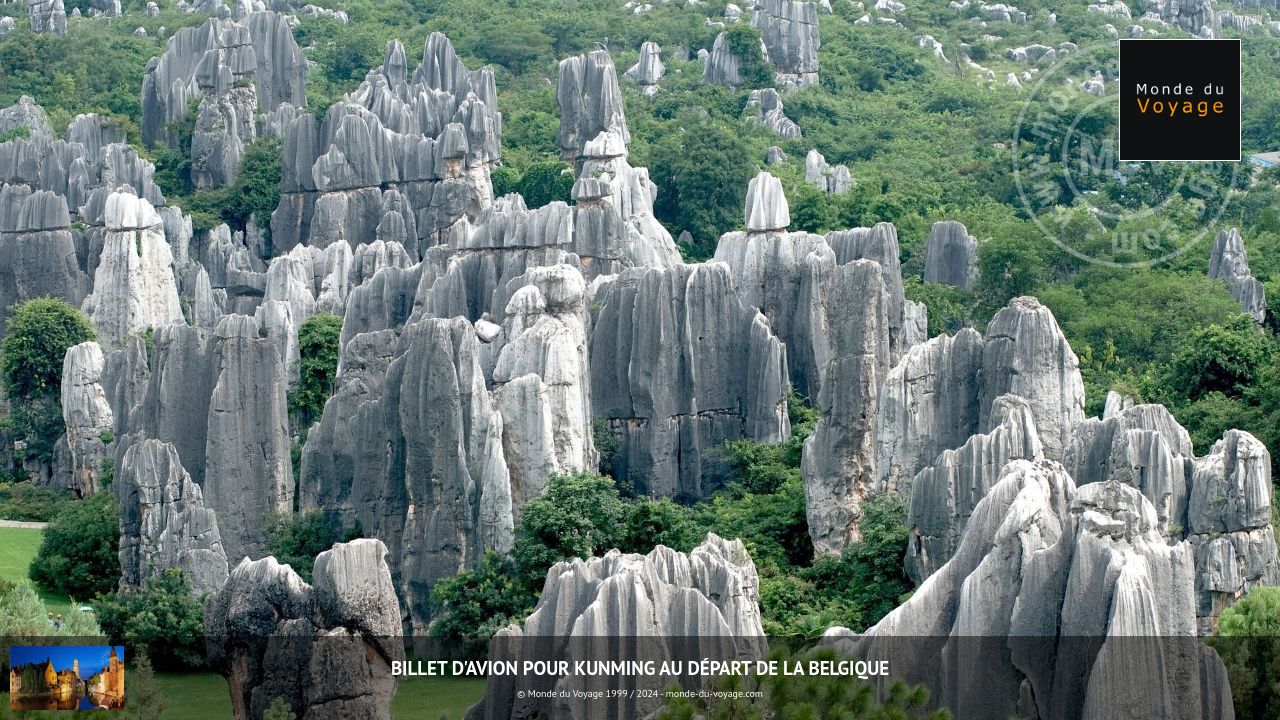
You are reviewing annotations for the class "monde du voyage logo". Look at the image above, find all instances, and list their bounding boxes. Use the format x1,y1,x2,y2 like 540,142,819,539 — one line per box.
1119,38,1241,162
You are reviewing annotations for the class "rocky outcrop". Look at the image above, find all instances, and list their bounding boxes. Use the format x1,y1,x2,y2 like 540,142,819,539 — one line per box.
57,342,115,497
1208,227,1266,323
751,0,820,89
0,186,87,337
922,220,977,289
556,49,680,270
589,263,790,500
205,539,403,720
702,32,749,86
800,259,891,552
804,149,851,194
833,460,1235,720
300,317,512,634
492,265,595,517
28,0,67,35
747,89,801,138
981,297,1086,460
744,171,789,232
0,96,53,142
1187,430,1280,633
116,439,229,595
624,41,665,96
142,12,307,188
271,33,500,255
81,191,185,349
905,395,1043,582
469,534,764,720
125,316,292,563
876,296,1084,491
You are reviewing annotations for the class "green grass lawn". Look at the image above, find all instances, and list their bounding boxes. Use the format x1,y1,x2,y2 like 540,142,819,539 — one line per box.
152,671,485,719
0,526,76,616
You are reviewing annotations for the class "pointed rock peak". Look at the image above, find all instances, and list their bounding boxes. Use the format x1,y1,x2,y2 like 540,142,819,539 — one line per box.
744,171,789,232
104,190,163,231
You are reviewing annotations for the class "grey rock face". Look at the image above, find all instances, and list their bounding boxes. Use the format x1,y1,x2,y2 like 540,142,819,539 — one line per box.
765,146,787,164
57,342,114,497
300,317,512,635
81,191,186,349
142,12,307,152
702,31,747,86
272,33,500,254
126,317,292,563
0,17,14,40
744,171,789,231
839,460,1233,720
876,296,1084,491
1187,430,1280,632
203,314,293,562
980,297,1086,460
905,394,1043,582
751,0,820,89
624,41,665,96
492,265,596,517
0,96,54,142
205,539,403,720
922,220,977,289
590,263,790,500
0,186,87,337
803,149,851,194
116,439,229,595
747,89,801,138
470,534,764,720
1208,227,1266,323
801,259,890,552
28,0,67,35
557,49,629,164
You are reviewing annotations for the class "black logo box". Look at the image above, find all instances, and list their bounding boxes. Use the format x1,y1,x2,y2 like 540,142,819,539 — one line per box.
1119,38,1241,162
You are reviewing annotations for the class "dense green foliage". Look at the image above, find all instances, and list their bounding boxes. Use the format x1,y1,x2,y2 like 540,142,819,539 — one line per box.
0,481,74,522
291,312,344,426
263,509,359,583
1209,586,1280,719
1,298,95,402
28,491,121,600
0,580,102,638
179,137,284,237
95,569,207,671
0,298,96,470
657,646,949,720
435,396,911,651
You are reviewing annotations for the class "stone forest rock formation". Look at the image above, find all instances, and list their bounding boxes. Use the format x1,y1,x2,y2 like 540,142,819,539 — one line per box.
828,459,1237,720
1208,227,1267,323
468,533,765,720
116,438,229,594
923,220,977,289
205,539,403,720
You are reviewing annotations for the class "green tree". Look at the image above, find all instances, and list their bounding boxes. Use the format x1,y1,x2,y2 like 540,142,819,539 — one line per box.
722,24,773,87
28,491,121,600
1210,586,1280,719
513,472,627,591
262,697,297,720
618,498,698,554
94,569,207,671
430,551,534,657
263,510,345,583
518,160,574,208
0,581,102,637
649,123,755,256
291,313,343,426
122,651,167,720
1167,315,1273,400
1,297,96,402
